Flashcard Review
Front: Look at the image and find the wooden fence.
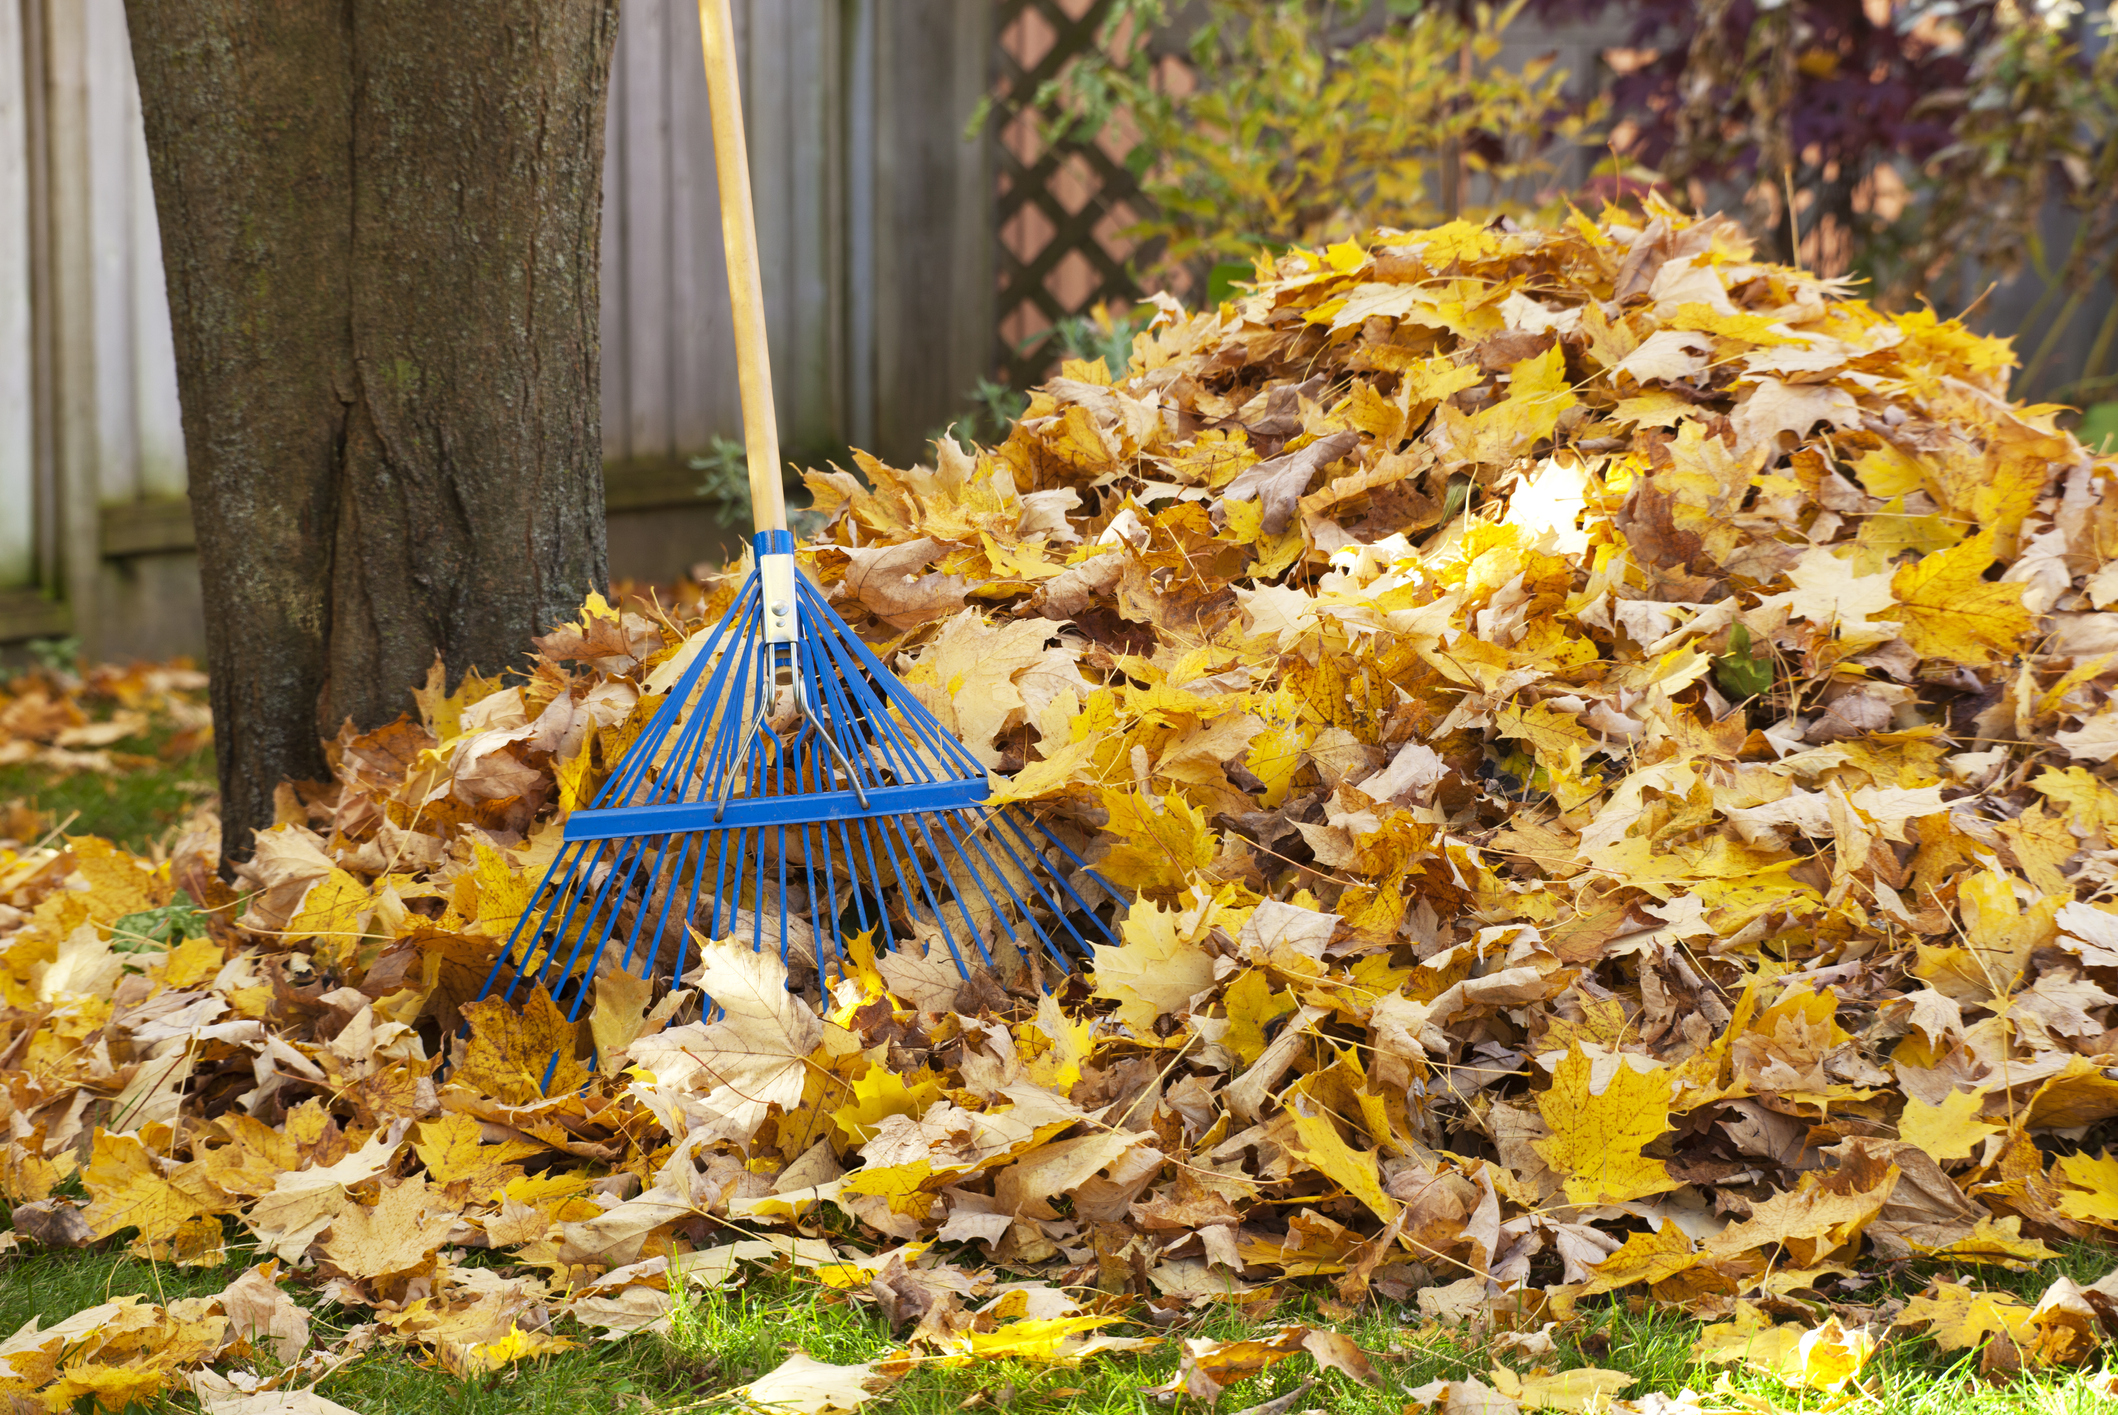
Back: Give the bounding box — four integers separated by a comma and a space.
0, 0, 993, 659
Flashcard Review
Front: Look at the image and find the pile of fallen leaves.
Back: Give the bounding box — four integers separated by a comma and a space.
12, 201, 2118, 1412
0, 660, 210, 782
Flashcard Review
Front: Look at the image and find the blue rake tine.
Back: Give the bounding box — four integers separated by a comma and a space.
470, 534, 1130, 1087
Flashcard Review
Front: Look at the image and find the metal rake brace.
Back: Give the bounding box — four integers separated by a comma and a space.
471, 0, 1122, 1080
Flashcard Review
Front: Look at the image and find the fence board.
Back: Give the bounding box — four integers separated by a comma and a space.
765, 0, 841, 452
663, 0, 736, 457
603, 0, 845, 468
124, 37, 183, 502
43, 0, 101, 630
84, 0, 133, 503
619, 0, 673, 461
0, 0, 32, 587
873, 0, 995, 456
843, 0, 878, 451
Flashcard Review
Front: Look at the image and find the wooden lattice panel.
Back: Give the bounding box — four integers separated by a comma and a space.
993, 0, 1150, 388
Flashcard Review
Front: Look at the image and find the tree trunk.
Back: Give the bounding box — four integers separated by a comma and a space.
125, 1, 619, 865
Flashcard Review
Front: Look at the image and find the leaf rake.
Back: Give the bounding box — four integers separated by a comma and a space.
473, 0, 1122, 1080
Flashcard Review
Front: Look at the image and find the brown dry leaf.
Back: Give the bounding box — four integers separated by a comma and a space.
837, 538, 969, 630
213, 1261, 312, 1365
730, 1352, 891, 1415
1156, 1325, 1311, 1404
319, 1176, 457, 1281
625, 938, 823, 1137
201, 1394, 369, 1415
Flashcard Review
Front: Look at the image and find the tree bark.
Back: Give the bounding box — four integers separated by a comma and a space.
125, 1, 618, 865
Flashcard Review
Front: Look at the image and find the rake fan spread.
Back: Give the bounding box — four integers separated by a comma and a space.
475, 530, 1122, 1061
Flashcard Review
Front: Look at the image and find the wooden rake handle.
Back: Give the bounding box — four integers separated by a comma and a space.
698, 0, 787, 536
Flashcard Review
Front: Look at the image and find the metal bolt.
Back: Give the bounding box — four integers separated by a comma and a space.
772, 601, 789, 617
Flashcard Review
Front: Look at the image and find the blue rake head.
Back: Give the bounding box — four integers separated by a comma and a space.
474, 531, 1124, 1074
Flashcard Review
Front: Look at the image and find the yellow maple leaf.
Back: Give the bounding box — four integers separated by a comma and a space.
842, 927, 888, 1002
452, 988, 588, 1105
2030, 766, 2118, 838
439, 1322, 580, 1376
1889, 531, 2033, 665
1851, 441, 1930, 498
1167, 427, 1258, 487
154, 935, 223, 990
1495, 700, 1596, 765
1913, 1215, 2056, 1269
1579, 1221, 1698, 1295
458, 843, 535, 938
411, 1111, 544, 1195
2054, 1150, 2118, 1227
1019, 992, 1097, 1092
1442, 344, 1578, 465
1245, 723, 1312, 808
1488, 1364, 1636, 1412
936, 1314, 1143, 1366
156, 1214, 228, 1267
1532, 1045, 1679, 1205
66, 835, 160, 927
1707, 1153, 1898, 1268
38, 1363, 171, 1414
1665, 302, 1812, 347
1150, 1325, 1323, 1398
830, 1066, 945, 1147
1091, 898, 1217, 1038
985, 733, 1101, 806
1222, 969, 1298, 1068
81, 1129, 214, 1245
839, 1159, 942, 1219
1898, 1087, 1999, 1164
319, 1176, 455, 1281
553, 741, 597, 815
284, 867, 375, 968
1287, 1105, 1399, 1223
0, 1136, 74, 1204
1898, 1279, 2036, 1352
1097, 788, 1220, 895
980, 531, 1066, 583
1693, 1303, 1875, 1390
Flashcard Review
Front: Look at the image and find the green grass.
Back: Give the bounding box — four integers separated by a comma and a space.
0, 720, 214, 854
2079, 401, 2118, 455
315, 1335, 682, 1415
11, 1237, 2118, 1414
651, 1269, 2118, 1415
0, 1243, 233, 1333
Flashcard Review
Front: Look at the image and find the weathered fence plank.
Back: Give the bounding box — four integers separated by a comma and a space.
0, 0, 34, 590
